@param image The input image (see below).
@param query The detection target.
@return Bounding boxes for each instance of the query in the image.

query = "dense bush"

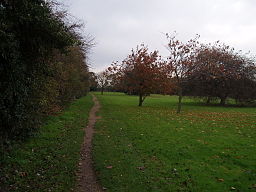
[0,0,91,149]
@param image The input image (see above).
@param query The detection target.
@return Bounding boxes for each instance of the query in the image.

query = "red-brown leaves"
[166,33,200,113]
[108,45,173,106]
[166,34,200,81]
[184,42,256,104]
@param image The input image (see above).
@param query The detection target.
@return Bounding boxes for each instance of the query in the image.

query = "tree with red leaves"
[184,42,256,105]
[109,45,172,106]
[166,34,199,113]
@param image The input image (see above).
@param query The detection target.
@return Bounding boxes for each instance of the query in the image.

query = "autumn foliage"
[106,35,256,110]
[0,1,92,147]
[184,42,256,105]
[166,34,200,113]
[109,45,173,106]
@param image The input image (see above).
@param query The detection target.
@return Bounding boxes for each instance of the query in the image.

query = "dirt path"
[76,94,103,192]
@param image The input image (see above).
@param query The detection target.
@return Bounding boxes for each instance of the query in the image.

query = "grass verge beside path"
[93,92,256,192]
[0,95,93,192]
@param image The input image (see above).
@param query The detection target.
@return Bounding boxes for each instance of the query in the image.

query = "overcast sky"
[63,0,256,73]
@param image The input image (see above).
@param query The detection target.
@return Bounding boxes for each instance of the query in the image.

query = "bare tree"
[97,70,110,95]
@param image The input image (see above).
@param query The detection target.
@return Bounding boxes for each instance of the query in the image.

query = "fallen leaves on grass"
[137,166,145,171]
[19,172,27,177]
[217,178,224,182]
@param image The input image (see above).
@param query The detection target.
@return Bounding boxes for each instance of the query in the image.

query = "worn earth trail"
[76,94,103,192]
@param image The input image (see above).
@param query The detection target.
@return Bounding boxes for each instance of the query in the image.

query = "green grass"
[93,92,256,192]
[0,95,93,192]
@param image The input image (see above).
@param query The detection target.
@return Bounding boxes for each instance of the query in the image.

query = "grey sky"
[64,0,256,72]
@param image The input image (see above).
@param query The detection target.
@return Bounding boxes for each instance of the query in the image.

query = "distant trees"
[109,45,173,106]
[183,42,256,105]
[231,63,256,104]
[0,0,92,147]
[96,70,111,95]
[89,72,98,91]
[106,36,255,109]
[50,46,90,107]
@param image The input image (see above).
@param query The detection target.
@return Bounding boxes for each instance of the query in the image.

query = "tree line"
[0,0,92,149]
[96,34,256,112]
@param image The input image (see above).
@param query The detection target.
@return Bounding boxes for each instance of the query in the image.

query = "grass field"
[93,92,256,192]
[0,95,93,192]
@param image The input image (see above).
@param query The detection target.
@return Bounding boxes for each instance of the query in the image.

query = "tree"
[184,42,256,105]
[0,0,92,148]
[110,45,172,106]
[51,46,90,106]
[232,60,256,104]
[89,72,98,91]
[166,34,199,113]
[97,70,110,95]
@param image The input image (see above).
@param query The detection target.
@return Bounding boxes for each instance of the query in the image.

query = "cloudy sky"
[64,0,256,72]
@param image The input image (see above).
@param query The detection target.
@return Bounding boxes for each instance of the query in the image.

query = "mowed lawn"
[93,92,256,192]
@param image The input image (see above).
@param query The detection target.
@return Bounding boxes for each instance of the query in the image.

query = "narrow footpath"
[77,94,103,192]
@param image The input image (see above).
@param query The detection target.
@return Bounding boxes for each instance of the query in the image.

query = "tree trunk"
[101,87,104,95]
[220,97,226,106]
[206,96,211,104]
[138,94,143,107]
[177,87,182,113]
